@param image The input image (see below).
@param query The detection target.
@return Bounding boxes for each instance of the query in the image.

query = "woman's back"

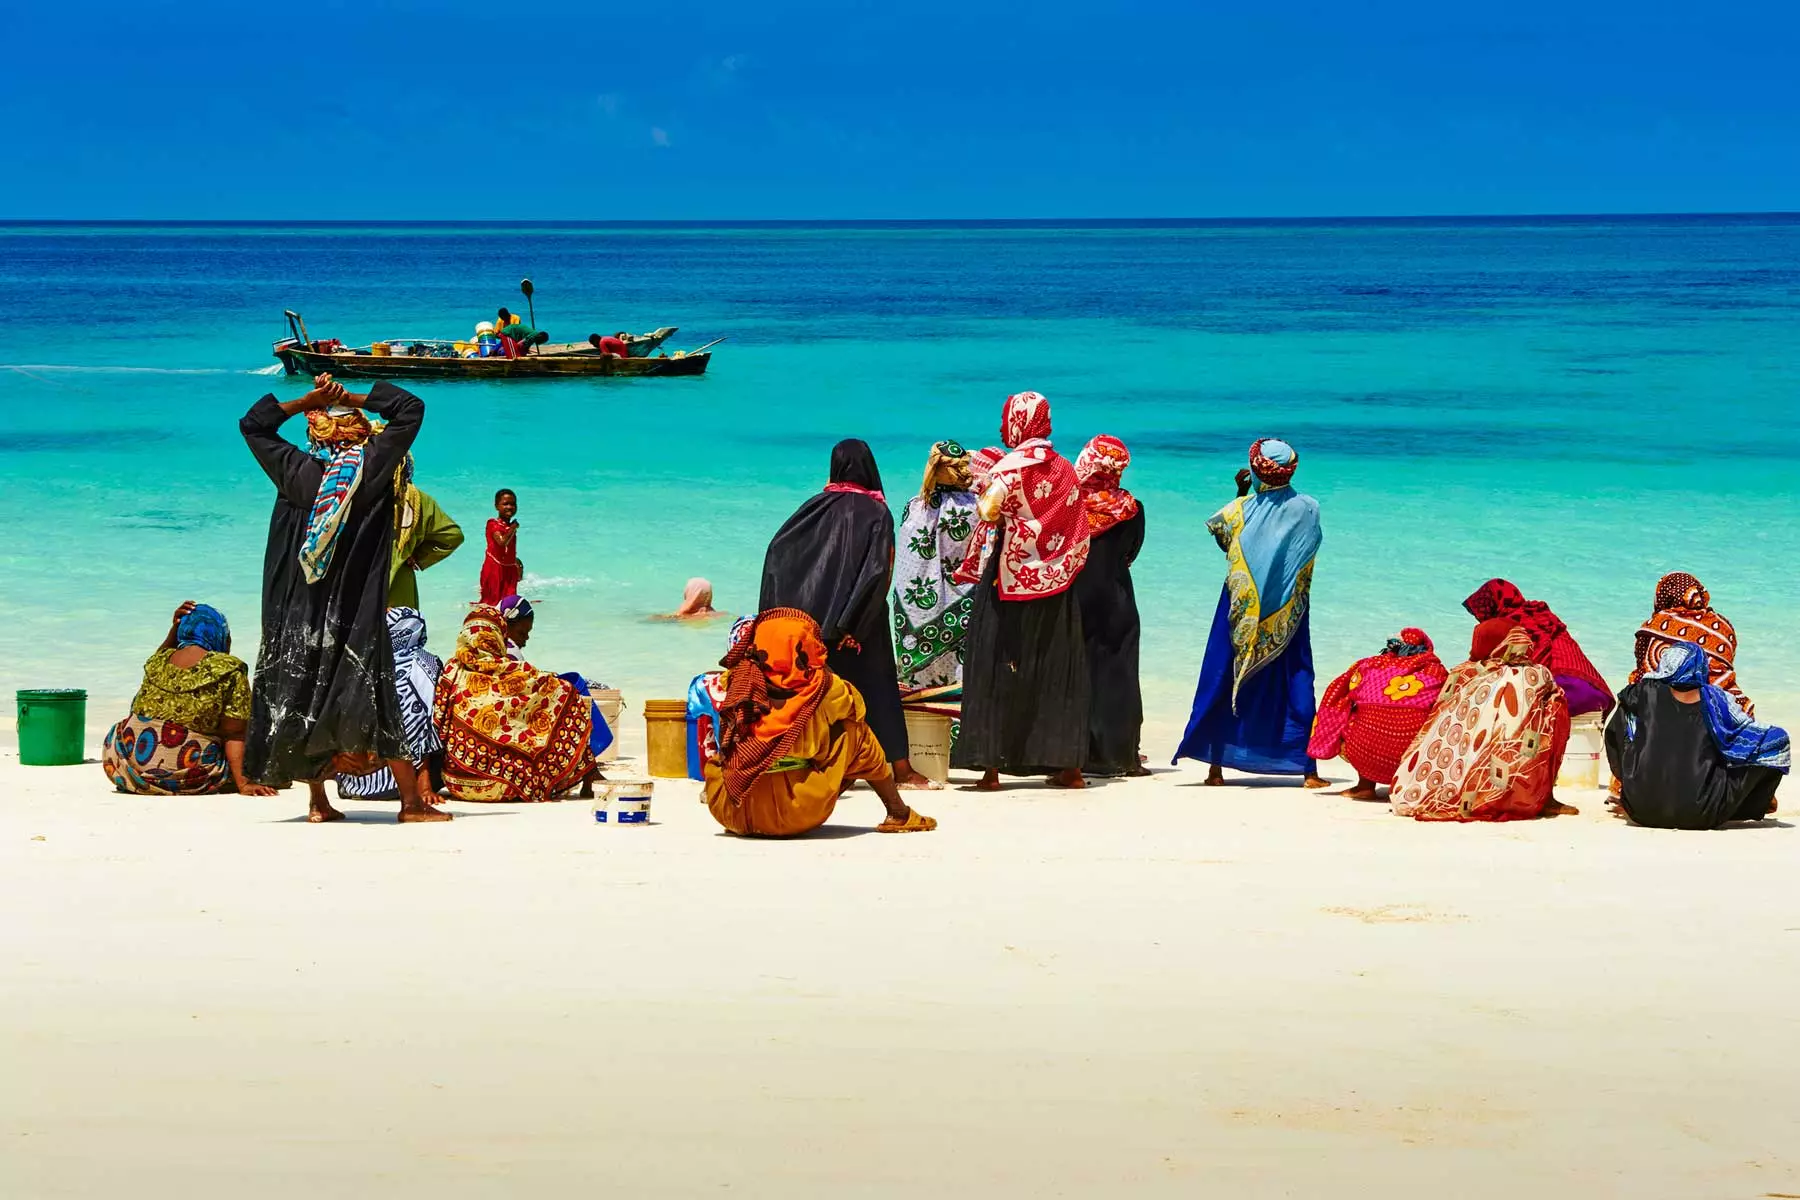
[130,648,250,736]
[1608,682,1777,829]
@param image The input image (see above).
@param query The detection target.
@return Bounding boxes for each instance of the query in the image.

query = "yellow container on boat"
[644,699,689,779]
[1557,714,1608,790]
[903,709,952,784]
[453,341,472,355]
[593,688,623,765]
[370,342,391,357]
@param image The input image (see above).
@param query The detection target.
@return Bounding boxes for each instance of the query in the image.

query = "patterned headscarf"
[1074,434,1139,534]
[1654,572,1710,613]
[1248,438,1298,489]
[174,604,231,653]
[1384,627,1434,657]
[953,446,1008,586]
[715,608,833,804]
[1001,391,1052,448]
[498,594,535,624]
[299,406,377,585]
[1644,642,1790,771]
[919,440,972,498]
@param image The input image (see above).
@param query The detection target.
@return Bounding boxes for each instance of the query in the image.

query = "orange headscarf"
[716,608,833,802]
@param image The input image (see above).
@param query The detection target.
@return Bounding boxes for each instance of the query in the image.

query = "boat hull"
[274,346,710,379]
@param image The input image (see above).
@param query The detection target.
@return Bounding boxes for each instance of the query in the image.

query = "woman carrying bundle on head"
[893,440,982,690]
[760,439,934,788]
[1175,438,1327,788]
[703,609,936,837]
[1306,628,1448,799]
[1071,435,1146,777]
[950,392,1092,791]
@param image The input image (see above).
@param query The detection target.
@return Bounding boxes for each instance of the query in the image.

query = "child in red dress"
[480,488,522,605]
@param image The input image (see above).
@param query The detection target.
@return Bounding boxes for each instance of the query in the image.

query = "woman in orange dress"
[703,609,936,837]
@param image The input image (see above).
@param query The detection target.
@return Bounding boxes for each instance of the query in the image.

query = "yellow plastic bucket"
[644,699,689,779]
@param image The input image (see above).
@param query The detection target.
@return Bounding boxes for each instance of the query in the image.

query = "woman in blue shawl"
[1606,641,1787,829]
[1174,439,1328,787]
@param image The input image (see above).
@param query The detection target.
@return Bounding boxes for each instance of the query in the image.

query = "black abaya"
[950,530,1090,776]
[1606,681,1780,830]
[239,384,421,785]
[1073,506,1145,775]
[758,439,909,762]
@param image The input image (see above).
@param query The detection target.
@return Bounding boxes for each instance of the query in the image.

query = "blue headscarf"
[1645,642,1790,772]
[174,604,231,653]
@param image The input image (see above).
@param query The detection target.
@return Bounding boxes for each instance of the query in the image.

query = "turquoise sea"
[2,217,1797,750]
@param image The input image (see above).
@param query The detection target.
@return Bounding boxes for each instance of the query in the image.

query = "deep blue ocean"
[2,216,1797,746]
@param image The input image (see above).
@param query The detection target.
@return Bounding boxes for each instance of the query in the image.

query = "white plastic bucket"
[903,709,952,784]
[593,688,624,764]
[1557,714,1607,790]
[592,778,654,825]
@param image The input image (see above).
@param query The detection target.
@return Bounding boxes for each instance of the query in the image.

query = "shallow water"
[2,217,1797,747]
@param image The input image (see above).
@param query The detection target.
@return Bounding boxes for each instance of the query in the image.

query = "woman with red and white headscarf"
[1174,438,1328,788]
[1071,435,1146,776]
[951,392,1093,790]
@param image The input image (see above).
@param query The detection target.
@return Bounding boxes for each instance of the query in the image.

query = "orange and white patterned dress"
[1390,628,1570,822]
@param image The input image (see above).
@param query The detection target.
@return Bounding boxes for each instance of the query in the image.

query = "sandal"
[877,809,938,833]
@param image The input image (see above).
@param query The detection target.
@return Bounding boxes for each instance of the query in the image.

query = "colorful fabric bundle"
[985,392,1090,599]
[1307,628,1448,784]
[103,715,229,796]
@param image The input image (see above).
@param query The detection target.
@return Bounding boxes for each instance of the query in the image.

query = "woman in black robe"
[759,439,932,788]
[1071,435,1146,776]
[239,376,449,824]
[1606,640,1786,829]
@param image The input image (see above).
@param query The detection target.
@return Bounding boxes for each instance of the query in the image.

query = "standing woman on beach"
[480,489,522,606]
[893,440,981,689]
[1174,439,1327,788]
[1071,435,1146,776]
[951,392,1092,791]
[760,439,933,789]
[239,375,448,823]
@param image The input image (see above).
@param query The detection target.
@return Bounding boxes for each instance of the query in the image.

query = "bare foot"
[1334,785,1379,800]
[1203,766,1225,787]
[1125,765,1151,778]
[965,770,1002,793]
[896,769,942,790]
[1049,768,1086,789]
[1303,774,1331,789]
[398,807,453,823]
[1542,800,1580,817]
[307,803,346,823]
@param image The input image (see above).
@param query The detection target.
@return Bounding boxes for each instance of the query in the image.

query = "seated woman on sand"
[1306,628,1447,799]
[1606,642,1788,829]
[103,602,276,797]
[1463,578,1612,716]
[1389,622,1577,821]
[654,578,724,621]
[496,593,614,774]
[703,608,936,837]
[433,604,596,802]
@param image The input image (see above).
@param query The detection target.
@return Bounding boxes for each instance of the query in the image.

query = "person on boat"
[760,439,935,790]
[480,489,522,606]
[434,604,597,803]
[1071,435,1147,777]
[238,373,448,823]
[893,440,981,690]
[495,307,548,354]
[588,332,631,358]
[101,601,277,797]
[1463,578,1612,717]
[1174,439,1328,788]
[335,607,452,807]
[950,392,1092,792]
[1306,628,1448,799]
[1390,624,1578,821]
[703,608,937,837]
[655,578,724,621]
[388,453,463,609]
[1606,641,1787,830]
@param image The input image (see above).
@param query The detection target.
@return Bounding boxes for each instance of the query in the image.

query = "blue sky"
[4,1,1795,219]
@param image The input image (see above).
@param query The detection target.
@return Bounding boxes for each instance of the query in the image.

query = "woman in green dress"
[102,602,277,796]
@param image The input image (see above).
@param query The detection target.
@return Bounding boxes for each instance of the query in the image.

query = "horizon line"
[2,211,1799,229]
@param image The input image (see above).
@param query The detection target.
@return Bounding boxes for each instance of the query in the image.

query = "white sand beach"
[3,752,1796,1199]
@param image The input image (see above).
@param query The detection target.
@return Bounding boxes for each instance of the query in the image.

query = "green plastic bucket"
[17,689,88,766]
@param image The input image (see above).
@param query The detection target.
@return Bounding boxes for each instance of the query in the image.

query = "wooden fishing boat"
[272,313,714,379]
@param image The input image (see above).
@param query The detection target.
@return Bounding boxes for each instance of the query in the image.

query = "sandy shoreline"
[3,752,1796,1198]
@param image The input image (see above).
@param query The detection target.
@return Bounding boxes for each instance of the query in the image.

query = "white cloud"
[650,126,671,147]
